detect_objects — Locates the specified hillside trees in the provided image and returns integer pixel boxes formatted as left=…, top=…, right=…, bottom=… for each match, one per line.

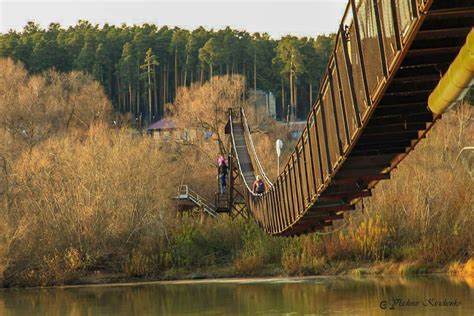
left=30, top=23, right=69, bottom=73
left=0, top=22, right=335, bottom=124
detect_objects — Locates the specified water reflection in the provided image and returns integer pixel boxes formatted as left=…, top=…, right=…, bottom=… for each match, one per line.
left=0, top=275, right=472, bottom=315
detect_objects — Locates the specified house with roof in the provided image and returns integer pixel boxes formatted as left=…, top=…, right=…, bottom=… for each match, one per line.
left=147, top=117, right=199, bottom=143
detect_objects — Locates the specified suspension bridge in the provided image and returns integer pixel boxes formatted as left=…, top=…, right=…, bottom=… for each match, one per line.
left=177, top=0, right=474, bottom=236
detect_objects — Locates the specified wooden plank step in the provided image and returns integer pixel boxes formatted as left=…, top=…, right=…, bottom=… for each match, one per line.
left=319, top=190, right=372, bottom=202
left=309, top=204, right=355, bottom=213
left=332, top=173, right=391, bottom=185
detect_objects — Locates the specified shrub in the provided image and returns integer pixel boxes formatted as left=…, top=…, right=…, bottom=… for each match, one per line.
left=233, top=222, right=283, bottom=275
left=1, top=126, right=176, bottom=285
left=281, top=235, right=326, bottom=275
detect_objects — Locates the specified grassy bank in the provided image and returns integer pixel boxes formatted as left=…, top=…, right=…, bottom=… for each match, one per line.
left=0, top=58, right=472, bottom=287
left=9, top=213, right=471, bottom=287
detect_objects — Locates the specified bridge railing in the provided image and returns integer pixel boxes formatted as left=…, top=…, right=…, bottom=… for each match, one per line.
left=233, top=0, right=433, bottom=234
left=176, top=184, right=219, bottom=218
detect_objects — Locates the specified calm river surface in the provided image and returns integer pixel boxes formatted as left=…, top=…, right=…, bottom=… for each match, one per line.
left=0, top=275, right=473, bottom=315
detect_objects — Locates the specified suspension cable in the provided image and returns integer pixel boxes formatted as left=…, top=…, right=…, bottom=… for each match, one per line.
left=240, top=107, right=273, bottom=187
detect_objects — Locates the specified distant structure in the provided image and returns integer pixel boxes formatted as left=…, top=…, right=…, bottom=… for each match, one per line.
left=249, top=89, right=276, bottom=119
left=147, top=118, right=177, bottom=141
left=274, top=121, right=306, bottom=140
left=147, top=117, right=212, bottom=143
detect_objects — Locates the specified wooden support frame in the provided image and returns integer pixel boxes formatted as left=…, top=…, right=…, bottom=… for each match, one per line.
left=333, top=54, right=352, bottom=146
left=296, top=146, right=307, bottom=211
left=319, top=190, right=372, bottom=202
left=319, top=95, right=333, bottom=174
left=287, top=166, right=296, bottom=224
left=328, top=69, right=344, bottom=156
left=282, top=174, right=291, bottom=228
left=390, top=0, right=402, bottom=52
left=333, top=173, right=391, bottom=185
left=306, top=118, right=319, bottom=194
left=291, top=154, right=302, bottom=218
left=340, top=24, right=362, bottom=128
left=374, top=0, right=389, bottom=78
left=350, top=0, right=372, bottom=106
left=310, top=204, right=355, bottom=213
left=311, top=109, right=325, bottom=187
left=301, top=134, right=312, bottom=202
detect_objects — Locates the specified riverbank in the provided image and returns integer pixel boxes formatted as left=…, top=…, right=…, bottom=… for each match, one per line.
left=154, top=260, right=473, bottom=280
left=6, top=258, right=472, bottom=289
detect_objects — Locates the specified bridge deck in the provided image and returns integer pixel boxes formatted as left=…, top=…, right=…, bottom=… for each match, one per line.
left=231, top=122, right=256, bottom=188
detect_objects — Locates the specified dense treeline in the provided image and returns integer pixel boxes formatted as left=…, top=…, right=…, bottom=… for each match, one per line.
left=0, top=21, right=335, bottom=126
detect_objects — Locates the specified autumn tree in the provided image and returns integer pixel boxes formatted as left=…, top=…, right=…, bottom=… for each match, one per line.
left=0, top=58, right=111, bottom=164
left=171, top=75, right=247, bottom=153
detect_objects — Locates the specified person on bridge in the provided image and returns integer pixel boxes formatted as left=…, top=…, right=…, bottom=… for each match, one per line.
left=218, top=155, right=228, bottom=194
left=253, top=175, right=266, bottom=194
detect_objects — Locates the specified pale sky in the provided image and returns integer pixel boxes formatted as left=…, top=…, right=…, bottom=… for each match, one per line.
left=0, top=0, right=347, bottom=38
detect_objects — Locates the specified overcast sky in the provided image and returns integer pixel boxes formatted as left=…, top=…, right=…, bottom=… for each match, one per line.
left=0, top=0, right=347, bottom=38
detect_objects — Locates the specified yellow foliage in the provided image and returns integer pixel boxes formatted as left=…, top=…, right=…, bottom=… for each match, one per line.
left=448, top=261, right=464, bottom=275
left=345, top=214, right=393, bottom=261
left=124, top=249, right=156, bottom=277
left=233, top=253, right=265, bottom=275
left=462, top=258, right=474, bottom=276
left=281, top=236, right=326, bottom=276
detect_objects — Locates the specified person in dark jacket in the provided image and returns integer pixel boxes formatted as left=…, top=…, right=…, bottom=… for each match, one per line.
left=218, top=155, right=228, bottom=194
left=253, top=175, right=266, bottom=194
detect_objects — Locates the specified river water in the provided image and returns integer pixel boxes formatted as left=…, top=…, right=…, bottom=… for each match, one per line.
left=0, top=275, right=473, bottom=315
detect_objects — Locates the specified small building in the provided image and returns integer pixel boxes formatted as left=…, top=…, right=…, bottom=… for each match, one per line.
left=147, top=118, right=199, bottom=143
left=147, top=118, right=177, bottom=141
left=249, top=89, right=277, bottom=119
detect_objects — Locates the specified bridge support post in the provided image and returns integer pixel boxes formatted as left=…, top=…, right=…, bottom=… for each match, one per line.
left=226, top=142, right=249, bottom=220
